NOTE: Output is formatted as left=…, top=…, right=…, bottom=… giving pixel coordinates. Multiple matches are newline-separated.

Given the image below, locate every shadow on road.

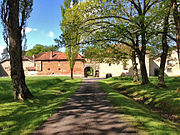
left=32, top=79, right=138, bottom=135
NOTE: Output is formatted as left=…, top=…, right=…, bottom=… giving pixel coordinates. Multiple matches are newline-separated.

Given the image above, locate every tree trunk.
left=158, top=2, right=171, bottom=87
left=172, top=0, right=180, bottom=67
left=158, top=47, right=168, bottom=87
left=137, top=53, right=150, bottom=84
left=8, top=0, right=33, bottom=100
left=70, top=67, right=74, bottom=80
left=131, top=51, right=139, bottom=82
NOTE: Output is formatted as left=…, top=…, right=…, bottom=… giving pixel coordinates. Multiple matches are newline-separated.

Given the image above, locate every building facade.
left=0, top=50, right=179, bottom=78
left=0, top=56, right=35, bottom=76
left=34, top=52, right=84, bottom=77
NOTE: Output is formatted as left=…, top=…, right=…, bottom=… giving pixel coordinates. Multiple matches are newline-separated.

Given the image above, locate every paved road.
left=32, top=78, right=138, bottom=135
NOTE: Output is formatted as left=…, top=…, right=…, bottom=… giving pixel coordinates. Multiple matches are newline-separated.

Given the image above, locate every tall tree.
left=60, top=0, right=80, bottom=80
left=157, top=1, right=172, bottom=87
left=171, top=0, right=180, bottom=67
left=1, top=0, right=33, bottom=100
left=76, top=0, right=161, bottom=84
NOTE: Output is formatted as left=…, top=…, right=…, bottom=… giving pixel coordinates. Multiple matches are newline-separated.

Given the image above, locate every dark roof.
left=34, top=52, right=83, bottom=61
left=0, top=56, right=33, bottom=63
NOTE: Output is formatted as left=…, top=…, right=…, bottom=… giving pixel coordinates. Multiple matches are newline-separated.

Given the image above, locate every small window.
left=109, top=63, right=111, bottom=66
left=167, top=60, right=172, bottom=65
left=48, top=68, right=50, bottom=70
left=5, top=67, right=9, bottom=69
left=123, top=64, right=128, bottom=70
left=58, top=68, right=61, bottom=70
left=167, top=68, right=172, bottom=72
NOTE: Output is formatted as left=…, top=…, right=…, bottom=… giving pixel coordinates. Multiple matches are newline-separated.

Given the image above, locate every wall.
left=36, top=60, right=84, bottom=77
left=99, top=54, right=150, bottom=78
left=149, top=50, right=180, bottom=76
left=0, top=60, right=34, bottom=76
left=1, top=61, right=11, bottom=76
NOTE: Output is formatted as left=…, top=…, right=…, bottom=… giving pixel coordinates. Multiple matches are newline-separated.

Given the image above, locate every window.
left=48, top=68, right=50, bottom=70
left=5, top=67, right=9, bottom=69
left=167, top=68, right=172, bottom=72
left=109, top=63, right=111, bottom=66
left=167, top=60, right=172, bottom=65
left=58, top=68, right=61, bottom=71
left=123, top=64, right=128, bottom=70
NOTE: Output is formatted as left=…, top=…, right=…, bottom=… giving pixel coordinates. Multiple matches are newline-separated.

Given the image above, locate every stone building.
left=0, top=56, right=35, bottom=76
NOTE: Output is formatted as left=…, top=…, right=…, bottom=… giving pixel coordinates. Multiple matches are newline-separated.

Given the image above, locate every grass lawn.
left=99, top=77, right=180, bottom=135
left=0, top=76, right=82, bottom=135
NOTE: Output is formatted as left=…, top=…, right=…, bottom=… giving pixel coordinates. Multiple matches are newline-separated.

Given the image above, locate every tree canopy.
left=25, top=44, right=58, bottom=57
left=60, top=0, right=177, bottom=85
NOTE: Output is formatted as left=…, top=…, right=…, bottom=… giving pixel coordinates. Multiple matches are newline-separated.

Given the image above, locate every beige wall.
left=99, top=55, right=150, bottom=78
left=149, top=50, right=180, bottom=76
left=0, top=60, right=34, bottom=76
left=1, top=61, right=11, bottom=76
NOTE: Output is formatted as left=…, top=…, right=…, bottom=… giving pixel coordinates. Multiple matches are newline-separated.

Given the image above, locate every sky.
left=0, top=0, right=65, bottom=58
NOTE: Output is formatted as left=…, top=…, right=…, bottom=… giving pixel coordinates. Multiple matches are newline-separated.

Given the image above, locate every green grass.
left=0, top=76, right=82, bottom=135
left=99, top=77, right=180, bottom=135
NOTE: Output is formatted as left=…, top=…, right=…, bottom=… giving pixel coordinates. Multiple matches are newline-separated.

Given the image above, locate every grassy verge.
left=99, top=77, right=180, bottom=135
left=0, top=76, right=82, bottom=135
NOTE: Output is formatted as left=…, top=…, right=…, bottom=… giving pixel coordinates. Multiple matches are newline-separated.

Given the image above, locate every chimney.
left=32, top=55, right=35, bottom=66
left=50, top=51, right=53, bottom=59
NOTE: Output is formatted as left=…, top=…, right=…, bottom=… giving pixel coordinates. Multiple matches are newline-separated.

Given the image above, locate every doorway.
left=84, top=67, right=94, bottom=77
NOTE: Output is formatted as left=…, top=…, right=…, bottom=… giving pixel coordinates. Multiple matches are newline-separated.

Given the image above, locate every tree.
left=1, top=0, right=33, bottom=100
left=59, top=0, right=80, bottom=80
left=157, top=1, right=173, bottom=87
left=75, top=0, right=161, bottom=84
left=25, top=44, right=58, bottom=57
left=171, top=0, right=180, bottom=67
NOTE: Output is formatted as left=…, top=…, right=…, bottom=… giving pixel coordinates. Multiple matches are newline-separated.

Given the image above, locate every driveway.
left=32, top=78, right=138, bottom=135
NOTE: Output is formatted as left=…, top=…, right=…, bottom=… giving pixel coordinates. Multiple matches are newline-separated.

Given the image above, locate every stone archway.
left=84, top=67, right=94, bottom=77
left=84, top=62, right=100, bottom=78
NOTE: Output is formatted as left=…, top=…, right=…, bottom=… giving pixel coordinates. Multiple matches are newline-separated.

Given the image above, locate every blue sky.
left=0, top=0, right=65, bottom=57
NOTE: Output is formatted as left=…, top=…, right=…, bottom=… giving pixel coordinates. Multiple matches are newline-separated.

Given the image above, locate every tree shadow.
left=32, top=79, right=138, bottom=135
left=0, top=77, right=81, bottom=134
left=99, top=81, right=180, bottom=134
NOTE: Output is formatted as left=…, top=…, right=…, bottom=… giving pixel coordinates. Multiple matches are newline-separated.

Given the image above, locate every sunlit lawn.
left=99, top=77, right=180, bottom=134
left=0, top=76, right=82, bottom=135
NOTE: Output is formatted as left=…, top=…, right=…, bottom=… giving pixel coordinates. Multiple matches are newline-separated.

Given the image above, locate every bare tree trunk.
left=158, top=2, right=171, bottom=87
left=8, top=0, right=33, bottom=100
left=131, top=51, right=139, bottom=82
left=137, top=53, right=150, bottom=84
left=158, top=46, right=168, bottom=87
left=70, top=67, right=74, bottom=80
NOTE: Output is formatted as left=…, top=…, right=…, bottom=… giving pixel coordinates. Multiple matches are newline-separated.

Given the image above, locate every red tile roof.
left=22, top=56, right=33, bottom=61
left=34, top=52, right=83, bottom=61
left=26, top=67, right=36, bottom=71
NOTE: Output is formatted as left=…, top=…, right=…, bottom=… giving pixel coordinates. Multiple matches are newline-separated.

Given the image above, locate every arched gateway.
left=84, top=62, right=100, bottom=77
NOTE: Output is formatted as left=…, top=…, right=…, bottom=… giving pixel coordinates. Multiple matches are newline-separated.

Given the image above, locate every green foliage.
left=59, top=0, right=82, bottom=79
left=84, top=44, right=131, bottom=63
left=25, top=44, right=58, bottom=57
left=99, top=77, right=180, bottom=134
left=0, top=77, right=82, bottom=134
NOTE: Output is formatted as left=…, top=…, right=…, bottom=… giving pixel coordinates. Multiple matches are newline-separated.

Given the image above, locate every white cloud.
left=48, top=32, right=54, bottom=38
left=23, top=27, right=37, bottom=33
left=33, top=28, right=37, bottom=31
